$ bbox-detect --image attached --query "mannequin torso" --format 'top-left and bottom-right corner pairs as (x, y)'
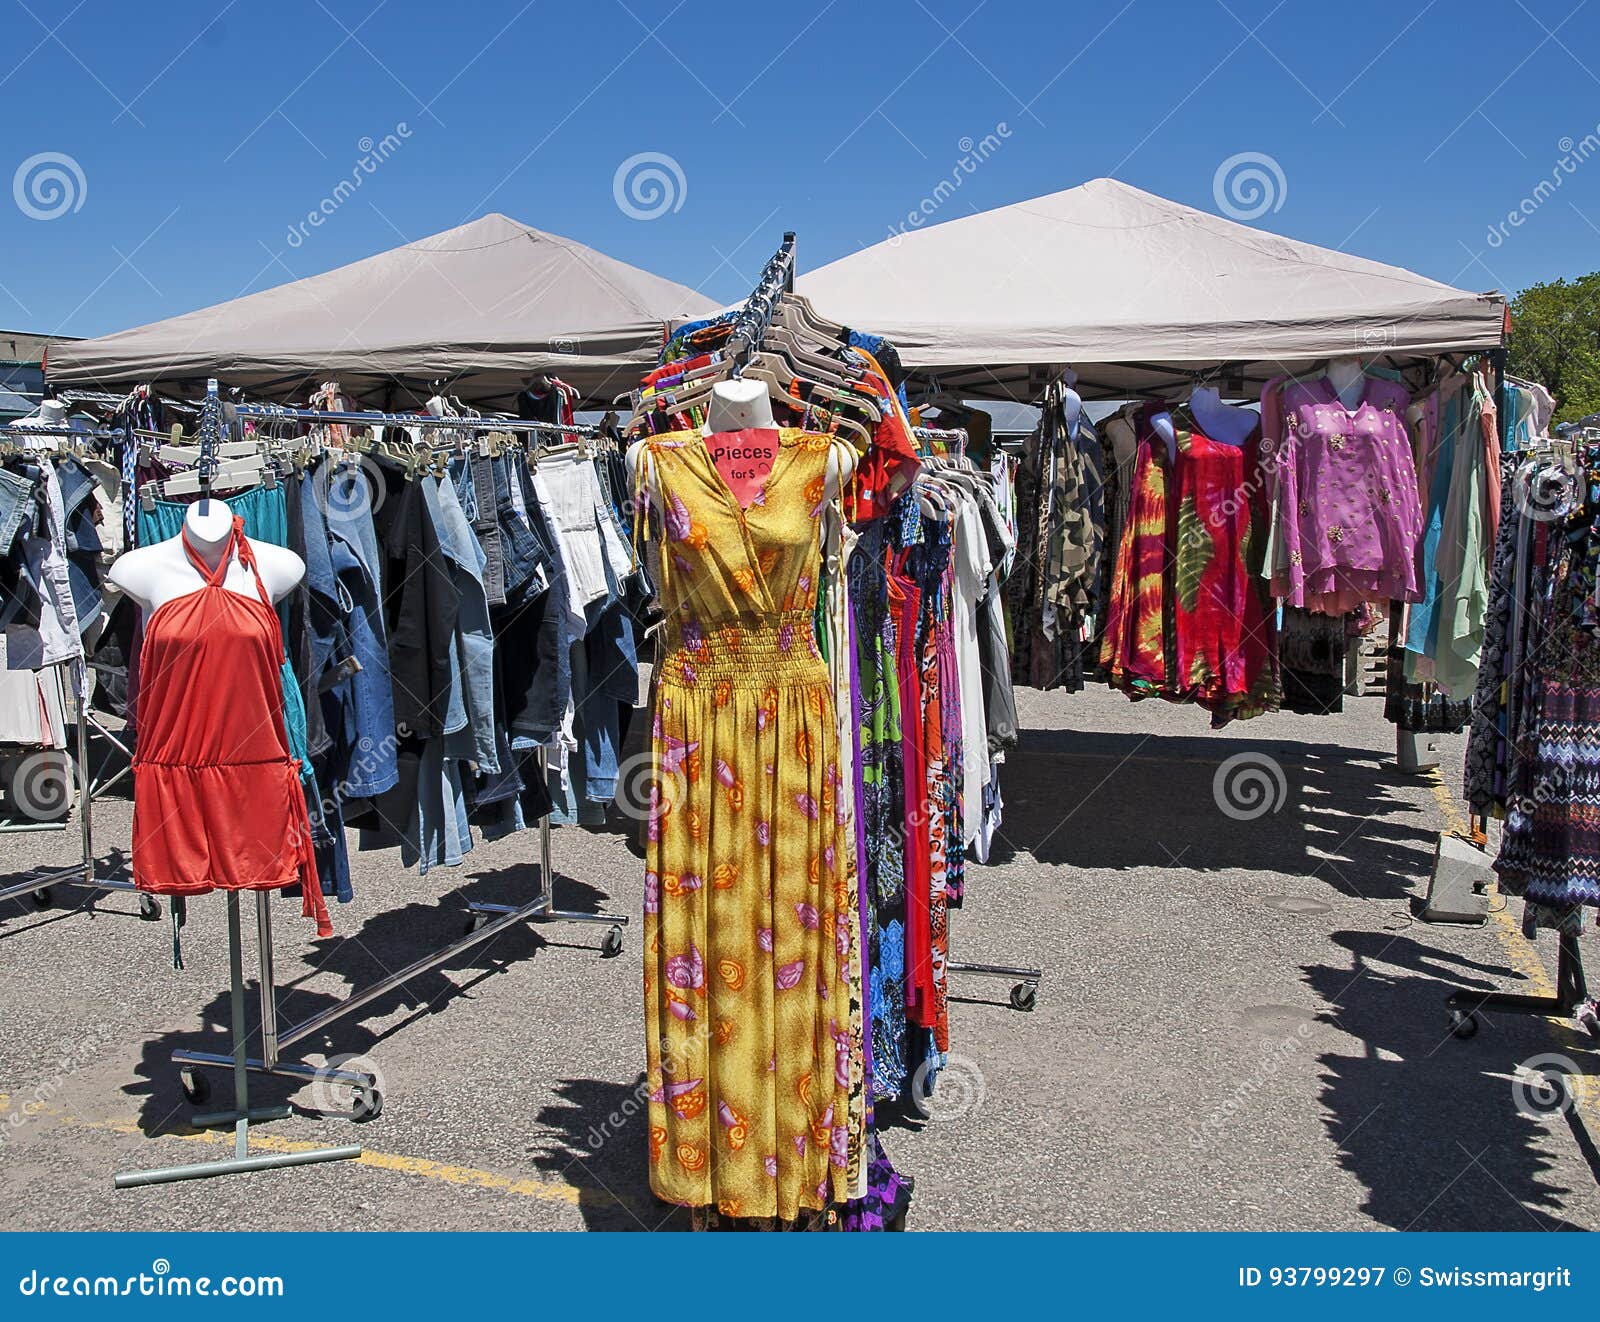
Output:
(627, 379), (855, 514)
(1326, 357), (1368, 411)
(108, 499), (305, 613)
(1189, 386), (1258, 446)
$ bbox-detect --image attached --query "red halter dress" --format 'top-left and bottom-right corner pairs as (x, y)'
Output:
(131, 516), (330, 935)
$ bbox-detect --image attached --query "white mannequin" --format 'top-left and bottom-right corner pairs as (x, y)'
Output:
(1056, 368), (1082, 441)
(1326, 357), (1367, 411)
(109, 498), (304, 613)
(1149, 409), (1178, 463)
(1190, 386), (1257, 447)
(627, 378), (854, 515)
(702, 377), (775, 434)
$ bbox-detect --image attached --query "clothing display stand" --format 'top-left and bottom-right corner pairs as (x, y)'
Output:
(0, 658), (157, 920)
(0, 419), (156, 920)
(1446, 931), (1589, 1040)
(910, 425), (1042, 1012)
(116, 382), (361, 1187)
(159, 401), (628, 1115)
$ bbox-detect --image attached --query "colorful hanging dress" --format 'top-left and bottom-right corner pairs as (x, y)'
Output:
(638, 428), (864, 1221)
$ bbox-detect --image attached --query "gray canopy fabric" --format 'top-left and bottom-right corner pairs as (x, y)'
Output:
(45, 214), (718, 409)
(796, 179), (1506, 401)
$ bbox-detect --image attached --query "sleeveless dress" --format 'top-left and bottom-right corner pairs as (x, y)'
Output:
(132, 516), (329, 935)
(639, 428), (864, 1222)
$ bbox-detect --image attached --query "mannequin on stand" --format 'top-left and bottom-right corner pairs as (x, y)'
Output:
(1190, 386), (1258, 447)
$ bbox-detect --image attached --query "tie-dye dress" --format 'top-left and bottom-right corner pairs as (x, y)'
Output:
(637, 427), (865, 1221)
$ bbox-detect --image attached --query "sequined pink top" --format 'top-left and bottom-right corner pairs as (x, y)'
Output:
(1263, 376), (1425, 612)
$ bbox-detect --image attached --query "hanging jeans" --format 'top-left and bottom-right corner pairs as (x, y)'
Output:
(55, 458), (105, 639)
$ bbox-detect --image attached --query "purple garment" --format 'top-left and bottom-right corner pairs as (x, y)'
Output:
(1268, 375), (1424, 609)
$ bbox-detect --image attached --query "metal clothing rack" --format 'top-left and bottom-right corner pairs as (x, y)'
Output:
(153, 397), (628, 1118)
(0, 659), (157, 921)
(910, 425), (1041, 1011)
(724, 232), (797, 375)
(117, 381), (361, 1188)
(1447, 931), (1589, 1040)
(0, 420), (154, 918)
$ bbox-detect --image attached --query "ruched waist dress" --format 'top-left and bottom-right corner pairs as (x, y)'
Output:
(638, 428), (864, 1222)
(131, 516), (329, 935)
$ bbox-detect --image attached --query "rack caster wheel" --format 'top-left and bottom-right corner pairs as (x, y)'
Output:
(138, 895), (161, 922)
(464, 912), (489, 936)
(1448, 1009), (1478, 1039)
(351, 1086), (383, 1122)
(1009, 982), (1037, 1012)
(179, 1068), (211, 1106)
(601, 925), (624, 958)
(31, 887), (53, 909)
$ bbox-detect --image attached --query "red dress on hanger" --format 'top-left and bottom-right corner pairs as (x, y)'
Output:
(131, 516), (329, 935)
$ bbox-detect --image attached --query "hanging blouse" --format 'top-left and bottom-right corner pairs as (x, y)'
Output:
(1265, 376), (1424, 613)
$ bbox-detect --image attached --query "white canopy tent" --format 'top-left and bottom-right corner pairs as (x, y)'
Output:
(45, 214), (718, 409)
(795, 179), (1506, 400)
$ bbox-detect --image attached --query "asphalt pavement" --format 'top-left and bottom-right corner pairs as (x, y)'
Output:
(3, 685), (1598, 1231)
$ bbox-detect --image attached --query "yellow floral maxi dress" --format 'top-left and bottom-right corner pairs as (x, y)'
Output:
(638, 428), (865, 1220)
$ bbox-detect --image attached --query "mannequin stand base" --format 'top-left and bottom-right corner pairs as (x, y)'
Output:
(1445, 931), (1588, 1040)
(191, 1104), (292, 1129)
(118, 892), (361, 1188)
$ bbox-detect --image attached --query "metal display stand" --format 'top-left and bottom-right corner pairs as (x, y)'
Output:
(0, 664), (158, 922)
(116, 382), (360, 1187)
(1446, 930), (1589, 1040)
(115, 893), (362, 1187)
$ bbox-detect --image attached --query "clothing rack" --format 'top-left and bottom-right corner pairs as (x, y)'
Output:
(0, 419), (153, 917)
(723, 232), (797, 375)
(151, 395), (627, 1132)
(1447, 932), (1589, 1040)
(118, 381), (362, 1188)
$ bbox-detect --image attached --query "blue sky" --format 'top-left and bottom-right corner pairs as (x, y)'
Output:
(3, 0), (1599, 338)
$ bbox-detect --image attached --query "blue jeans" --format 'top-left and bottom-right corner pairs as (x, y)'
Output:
(0, 465), (36, 559)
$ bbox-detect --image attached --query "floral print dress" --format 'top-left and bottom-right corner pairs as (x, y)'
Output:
(637, 428), (864, 1221)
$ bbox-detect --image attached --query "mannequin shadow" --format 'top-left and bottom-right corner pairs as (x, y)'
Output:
(986, 726), (1437, 900)
(1303, 929), (1599, 1229)
(527, 1075), (687, 1231)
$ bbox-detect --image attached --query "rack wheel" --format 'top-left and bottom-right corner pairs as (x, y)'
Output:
(1448, 1008), (1478, 1040)
(1009, 982), (1038, 1012)
(179, 1068), (211, 1105)
(601, 925), (624, 958)
(351, 1086), (383, 1122)
(138, 895), (161, 922)
(31, 886), (53, 909)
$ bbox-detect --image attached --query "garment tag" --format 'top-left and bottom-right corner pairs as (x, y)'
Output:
(706, 428), (778, 509)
